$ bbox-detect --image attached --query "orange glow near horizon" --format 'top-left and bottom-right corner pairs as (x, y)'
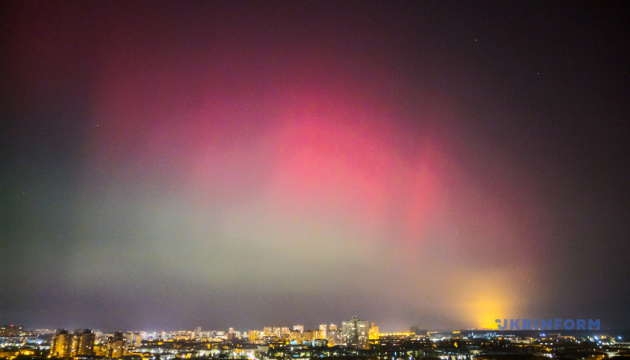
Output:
(454, 272), (517, 329)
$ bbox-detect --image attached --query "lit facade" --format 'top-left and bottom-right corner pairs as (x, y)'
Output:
(50, 330), (71, 358)
(50, 329), (95, 358)
(341, 316), (370, 349)
(108, 332), (127, 358)
(369, 323), (379, 340)
(319, 324), (327, 339)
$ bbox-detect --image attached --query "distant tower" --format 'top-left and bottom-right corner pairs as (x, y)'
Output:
(108, 332), (127, 358)
(293, 324), (304, 333)
(263, 326), (272, 337)
(328, 324), (341, 345)
(50, 330), (72, 358)
(342, 316), (370, 349)
(50, 329), (95, 358)
(272, 327), (281, 337)
(72, 329), (95, 356)
(319, 324), (327, 339)
(123, 332), (141, 349)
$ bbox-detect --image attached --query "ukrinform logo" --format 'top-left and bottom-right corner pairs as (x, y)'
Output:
(495, 319), (600, 330)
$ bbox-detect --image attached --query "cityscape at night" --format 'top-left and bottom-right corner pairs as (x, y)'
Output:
(1, 1), (629, 360)
(2, 320), (630, 360)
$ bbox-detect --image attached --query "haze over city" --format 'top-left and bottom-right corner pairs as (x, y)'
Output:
(1, 1), (629, 332)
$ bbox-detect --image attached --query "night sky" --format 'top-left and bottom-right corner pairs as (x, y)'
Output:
(1, 1), (629, 332)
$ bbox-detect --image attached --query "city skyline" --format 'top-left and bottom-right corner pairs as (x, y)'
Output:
(5, 317), (612, 336)
(5, 321), (621, 339)
(6, 322), (629, 360)
(1, 1), (629, 331)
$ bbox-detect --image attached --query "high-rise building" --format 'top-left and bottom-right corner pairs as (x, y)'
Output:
(50, 330), (72, 358)
(72, 329), (96, 356)
(342, 316), (370, 349)
(0, 326), (22, 337)
(327, 324), (341, 346)
(272, 327), (281, 337)
(123, 332), (141, 349)
(319, 324), (327, 339)
(50, 329), (95, 358)
(263, 327), (272, 337)
(301, 330), (314, 341)
(279, 327), (290, 338)
(248, 330), (260, 341)
(293, 325), (304, 333)
(108, 332), (127, 358)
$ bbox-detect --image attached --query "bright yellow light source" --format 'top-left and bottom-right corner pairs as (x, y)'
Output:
(453, 271), (516, 329)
